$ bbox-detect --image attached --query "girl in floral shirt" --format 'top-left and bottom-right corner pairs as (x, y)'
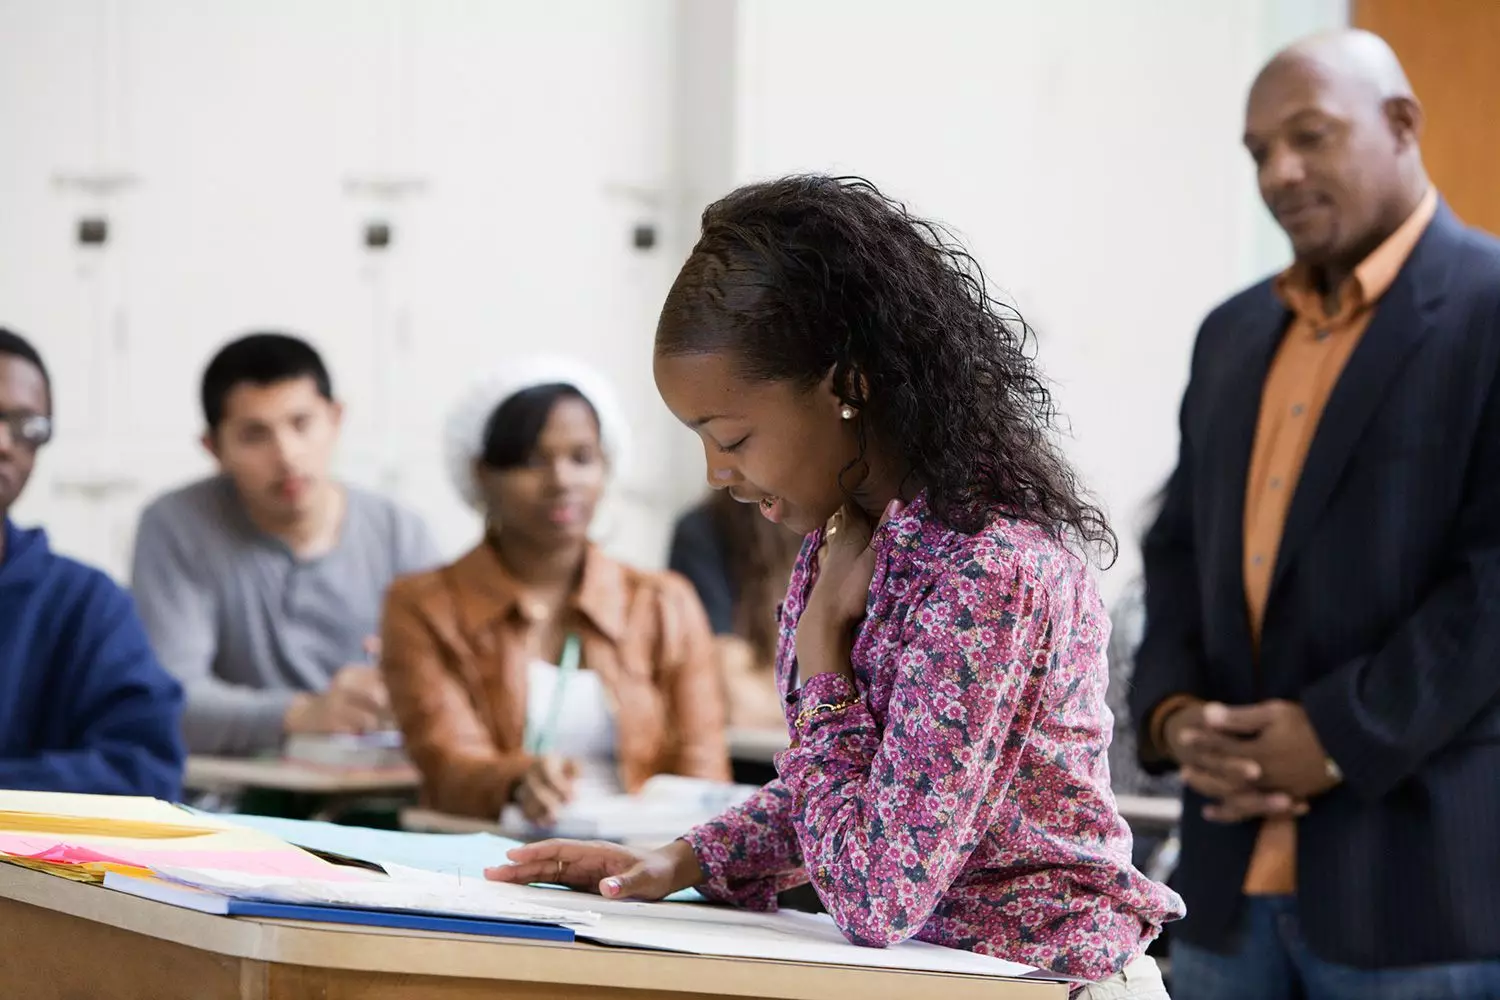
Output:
(487, 175), (1184, 995)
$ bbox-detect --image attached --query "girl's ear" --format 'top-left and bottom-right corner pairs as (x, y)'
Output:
(820, 365), (870, 414)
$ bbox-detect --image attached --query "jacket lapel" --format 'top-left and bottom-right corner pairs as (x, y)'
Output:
(1269, 212), (1453, 595)
(1201, 289), (1288, 692)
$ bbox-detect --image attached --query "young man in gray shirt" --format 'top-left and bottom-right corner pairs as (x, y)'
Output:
(131, 333), (440, 756)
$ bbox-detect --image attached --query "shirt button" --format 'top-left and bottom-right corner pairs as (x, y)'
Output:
(1315, 327), (1331, 341)
(1252, 554), (1266, 567)
(1270, 477), (1283, 490)
(1291, 404), (1306, 417)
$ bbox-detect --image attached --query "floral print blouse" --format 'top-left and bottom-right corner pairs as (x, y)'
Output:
(682, 493), (1184, 981)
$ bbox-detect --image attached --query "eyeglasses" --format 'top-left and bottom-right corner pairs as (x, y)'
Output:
(0, 410), (52, 449)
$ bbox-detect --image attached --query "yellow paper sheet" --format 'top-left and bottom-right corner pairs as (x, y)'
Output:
(0, 792), (228, 829)
(0, 811), (221, 839)
(0, 791), (360, 882)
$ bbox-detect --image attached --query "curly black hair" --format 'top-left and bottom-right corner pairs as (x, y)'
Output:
(655, 174), (1116, 563)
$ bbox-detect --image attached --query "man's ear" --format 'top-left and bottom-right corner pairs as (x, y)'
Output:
(200, 429), (220, 463)
(328, 399), (345, 430)
(1385, 95), (1424, 150)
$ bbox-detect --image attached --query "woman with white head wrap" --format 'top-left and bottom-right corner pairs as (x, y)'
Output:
(443, 357), (631, 525)
(380, 359), (730, 823)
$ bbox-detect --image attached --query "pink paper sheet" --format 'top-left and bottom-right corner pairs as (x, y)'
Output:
(0, 835), (362, 881)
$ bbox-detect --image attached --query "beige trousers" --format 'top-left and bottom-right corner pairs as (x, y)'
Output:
(1072, 955), (1171, 1000)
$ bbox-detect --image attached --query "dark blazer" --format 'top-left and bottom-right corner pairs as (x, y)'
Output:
(1131, 204), (1500, 968)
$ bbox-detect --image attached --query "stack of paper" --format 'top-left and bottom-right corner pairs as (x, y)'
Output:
(112, 861), (1054, 980)
(102, 870), (583, 943)
(0, 792), (596, 943)
(0, 792), (360, 883)
(0, 793), (1063, 983)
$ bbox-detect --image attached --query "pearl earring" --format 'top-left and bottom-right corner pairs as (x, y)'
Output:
(840, 405), (855, 420)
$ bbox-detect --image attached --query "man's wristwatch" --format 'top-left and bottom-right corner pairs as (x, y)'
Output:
(1324, 756), (1344, 785)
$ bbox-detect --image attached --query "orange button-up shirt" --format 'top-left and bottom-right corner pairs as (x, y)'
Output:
(1239, 187), (1438, 894)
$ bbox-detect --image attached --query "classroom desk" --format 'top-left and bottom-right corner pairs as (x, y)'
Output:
(187, 737), (784, 796)
(1113, 794), (1182, 829)
(0, 864), (1063, 999)
(185, 755), (422, 796)
(400, 806), (502, 835)
(399, 808), (665, 854)
(185, 733), (784, 799)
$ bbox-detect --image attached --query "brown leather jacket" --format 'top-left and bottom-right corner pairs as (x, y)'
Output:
(381, 541), (730, 818)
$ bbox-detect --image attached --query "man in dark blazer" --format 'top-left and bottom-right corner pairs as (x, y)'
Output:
(1132, 29), (1500, 999)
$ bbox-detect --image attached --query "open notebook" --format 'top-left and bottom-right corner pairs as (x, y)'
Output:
(105, 863), (1057, 982)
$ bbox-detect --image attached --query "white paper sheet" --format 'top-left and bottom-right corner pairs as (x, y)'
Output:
(149, 863), (601, 926)
(152, 859), (1047, 980)
(511, 882), (1042, 978)
(576, 909), (1041, 978)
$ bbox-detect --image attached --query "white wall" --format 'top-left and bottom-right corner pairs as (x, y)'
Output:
(0, 0), (694, 578)
(0, 0), (1347, 597)
(733, 0), (1346, 599)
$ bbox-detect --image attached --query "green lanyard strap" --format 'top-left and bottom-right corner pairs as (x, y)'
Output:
(525, 633), (581, 755)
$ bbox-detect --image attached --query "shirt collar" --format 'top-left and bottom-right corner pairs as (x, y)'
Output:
(1273, 186), (1438, 327)
(858, 489), (932, 556)
(449, 540), (629, 642)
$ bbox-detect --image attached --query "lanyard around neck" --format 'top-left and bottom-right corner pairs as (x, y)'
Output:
(525, 632), (582, 756)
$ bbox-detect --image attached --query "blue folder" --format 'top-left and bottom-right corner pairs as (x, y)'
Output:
(224, 898), (575, 942)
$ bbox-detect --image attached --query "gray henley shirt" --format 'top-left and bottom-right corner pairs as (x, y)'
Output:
(130, 476), (441, 756)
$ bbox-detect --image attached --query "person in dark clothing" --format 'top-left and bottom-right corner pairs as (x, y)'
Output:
(1133, 30), (1500, 998)
(0, 327), (184, 798)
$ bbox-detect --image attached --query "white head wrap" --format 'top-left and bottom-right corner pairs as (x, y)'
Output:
(443, 356), (630, 514)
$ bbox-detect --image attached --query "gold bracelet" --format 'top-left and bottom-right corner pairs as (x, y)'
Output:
(795, 697), (859, 728)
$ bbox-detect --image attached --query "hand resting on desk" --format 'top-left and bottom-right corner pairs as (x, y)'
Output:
(485, 838), (704, 901)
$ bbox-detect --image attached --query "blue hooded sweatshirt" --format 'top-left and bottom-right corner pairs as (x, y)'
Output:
(0, 519), (184, 798)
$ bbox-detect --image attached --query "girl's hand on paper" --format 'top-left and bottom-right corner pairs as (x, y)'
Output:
(485, 838), (704, 900)
(514, 756), (579, 826)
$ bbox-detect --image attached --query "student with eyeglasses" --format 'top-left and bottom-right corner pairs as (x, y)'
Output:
(0, 326), (185, 798)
